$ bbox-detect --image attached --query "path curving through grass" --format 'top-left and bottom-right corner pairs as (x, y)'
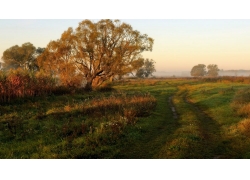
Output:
(156, 86), (230, 158)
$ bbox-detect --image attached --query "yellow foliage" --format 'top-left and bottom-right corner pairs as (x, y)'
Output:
(37, 19), (154, 90)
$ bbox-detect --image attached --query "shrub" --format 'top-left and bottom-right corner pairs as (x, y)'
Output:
(0, 69), (56, 103)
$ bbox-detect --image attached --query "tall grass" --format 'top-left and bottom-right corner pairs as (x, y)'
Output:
(81, 92), (157, 117)
(45, 92), (157, 124)
(200, 76), (250, 83)
(0, 69), (56, 103)
(0, 91), (157, 158)
(231, 88), (250, 139)
(237, 118), (250, 137)
(231, 88), (250, 118)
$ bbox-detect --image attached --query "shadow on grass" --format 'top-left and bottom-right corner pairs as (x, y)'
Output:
(183, 92), (226, 158)
(182, 89), (249, 159)
(154, 88), (233, 159)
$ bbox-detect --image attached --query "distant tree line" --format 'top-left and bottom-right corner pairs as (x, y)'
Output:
(190, 64), (220, 77)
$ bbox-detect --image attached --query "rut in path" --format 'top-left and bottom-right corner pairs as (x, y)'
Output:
(183, 92), (216, 141)
(159, 89), (227, 159)
(181, 91), (226, 158)
(168, 96), (178, 119)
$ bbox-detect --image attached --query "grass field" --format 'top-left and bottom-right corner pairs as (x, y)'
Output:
(1, 77), (250, 158)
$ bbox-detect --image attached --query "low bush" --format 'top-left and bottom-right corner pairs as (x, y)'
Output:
(0, 69), (56, 103)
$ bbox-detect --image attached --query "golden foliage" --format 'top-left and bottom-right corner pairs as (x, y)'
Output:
(38, 19), (154, 90)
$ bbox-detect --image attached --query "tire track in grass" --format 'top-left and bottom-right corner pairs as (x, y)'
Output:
(158, 88), (227, 158)
(184, 90), (240, 159)
(115, 91), (180, 159)
(168, 96), (178, 119)
(182, 91), (224, 158)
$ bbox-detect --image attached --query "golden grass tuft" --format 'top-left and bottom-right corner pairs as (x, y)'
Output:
(237, 118), (250, 137)
(64, 105), (71, 112)
(236, 103), (250, 118)
(231, 88), (250, 116)
(81, 93), (157, 117)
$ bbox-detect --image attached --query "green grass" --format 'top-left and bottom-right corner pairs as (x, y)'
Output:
(0, 90), (157, 158)
(1, 78), (250, 158)
(113, 79), (250, 158)
(112, 80), (178, 158)
(157, 82), (250, 158)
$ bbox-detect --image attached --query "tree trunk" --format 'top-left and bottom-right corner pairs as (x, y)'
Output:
(84, 78), (93, 91)
(92, 76), (105, 88)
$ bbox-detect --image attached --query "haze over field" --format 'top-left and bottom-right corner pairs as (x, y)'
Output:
(1, 19), (250, 74)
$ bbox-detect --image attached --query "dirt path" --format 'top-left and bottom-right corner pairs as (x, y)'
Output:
(157, 88), (229, 158)
(115, 93), (180, 159)
(168, 96), (178, 119)
(115, 87), (230, 158)
(180, 91), (226, 158)
(183, 92), (218, 140)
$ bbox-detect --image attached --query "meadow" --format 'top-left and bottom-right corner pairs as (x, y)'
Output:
(1, 77), (250, 158)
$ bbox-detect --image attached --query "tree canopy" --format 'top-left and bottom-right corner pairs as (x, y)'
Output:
(1, 43), (44, 71)
(190, 64), (207, 77)
(38, 19), (154, 90)
(207, 64), (219, 77)
(136, 59), (156, 78)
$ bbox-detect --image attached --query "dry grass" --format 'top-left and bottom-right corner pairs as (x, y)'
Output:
(84, 93), (156, 116)
(117, 78), (161, 86)
(0, 69), (55, 103)
(58, 92), (158, 118)
(236, 103), (250, 117)
(237, 118), (250, 137)
(231, 88), (250, 118)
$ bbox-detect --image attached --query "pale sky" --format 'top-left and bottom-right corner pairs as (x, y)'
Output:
(1, 19), (250, 72)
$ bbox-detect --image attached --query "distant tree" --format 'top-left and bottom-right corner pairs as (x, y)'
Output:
(136, 59), (156, 78)
(1, 43), (43, 71)
(136, 68), (145, 78)
(27, 47), (45, 71)
(190, 64), (206, 77)
(207, 64), (219, 77)
(38, 19), (154, 90)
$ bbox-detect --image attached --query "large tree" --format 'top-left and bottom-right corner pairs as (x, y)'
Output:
(190, 64), (207, 77)
(38, 19), (154, 90)
(207, 64), (219, 77)
(1, 43), (44, 71)
(136, 59), (156, 78)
